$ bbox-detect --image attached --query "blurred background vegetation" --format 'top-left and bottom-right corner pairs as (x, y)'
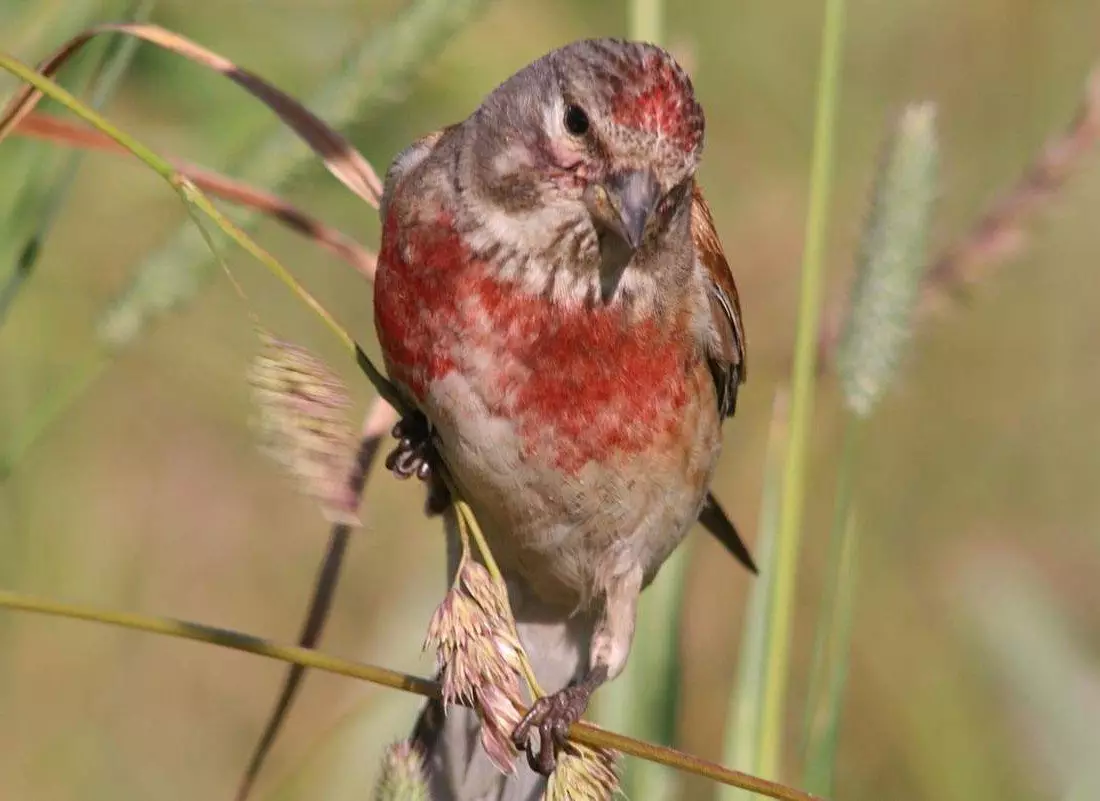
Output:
(1, 1), (1099, 800)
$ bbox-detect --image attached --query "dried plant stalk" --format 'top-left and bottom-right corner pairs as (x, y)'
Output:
(13, 111), (378, 279)
(819, 65), (1100, 366)
(920, 66), (1100, 312)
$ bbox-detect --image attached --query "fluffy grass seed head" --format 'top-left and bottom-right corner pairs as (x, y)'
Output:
(545, 742), (621, 801)
(373, 740), (429, 801)
(424, 561), (525, 773)
(248, 331), (359, 524)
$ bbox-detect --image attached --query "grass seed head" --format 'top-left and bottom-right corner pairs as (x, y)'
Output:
(545, 742), (620, 801)
(248, 331), (358, 524)
(373, 740), (429, 801)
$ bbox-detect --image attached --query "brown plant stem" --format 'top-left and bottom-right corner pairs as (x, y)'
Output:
(12, 111), (377, 280)
(0, 589), (823, 801)
(234, 399), (397, 801)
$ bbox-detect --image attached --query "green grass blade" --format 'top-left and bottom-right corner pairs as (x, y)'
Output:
(0, 1), (154, 327)
(956, 553), (1100, 800)
(720, 391), (788, 801)
(2, 0), (492, 471)
(799, 104), (938, 794)
(97, 0), (494, 346)
(0, 51), (403, 422)
(801, 493), (859, 796)
(762, 0), (848, 780)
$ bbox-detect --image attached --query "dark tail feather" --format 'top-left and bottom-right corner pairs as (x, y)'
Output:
(699, 491), (758, 574)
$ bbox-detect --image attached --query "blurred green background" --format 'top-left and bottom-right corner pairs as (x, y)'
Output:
(1, 1), (1099, 800)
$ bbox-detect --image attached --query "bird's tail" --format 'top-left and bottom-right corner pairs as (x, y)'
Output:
(411, 508), (592, 801)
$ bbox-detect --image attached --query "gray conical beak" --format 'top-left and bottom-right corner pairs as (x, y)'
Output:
(598, 169), (660, 251)
(584, 169), (661, 304)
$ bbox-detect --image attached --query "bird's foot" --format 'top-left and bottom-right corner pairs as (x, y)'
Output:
(511, 681), (596, 776)
(385, 412), (436, 480)
(385, 411), (450, 515)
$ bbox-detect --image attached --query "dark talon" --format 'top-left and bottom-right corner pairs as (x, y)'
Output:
(510, 683), (594, 777)
(525, 741), (548, 774)
(385, 411), (438, 482)
(386, 411), (453, 516)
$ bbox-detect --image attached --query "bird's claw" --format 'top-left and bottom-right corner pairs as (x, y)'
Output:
(385, 413), (437, 482)
(385, 412), (451, 515)
(511, 684), (592, 776)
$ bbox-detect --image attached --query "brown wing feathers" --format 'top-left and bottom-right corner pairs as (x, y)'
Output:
(691, 183), (746, 419)
(691, 183), (756, 574)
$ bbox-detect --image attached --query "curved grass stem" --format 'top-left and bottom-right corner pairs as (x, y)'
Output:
(0, 589), (822, 801)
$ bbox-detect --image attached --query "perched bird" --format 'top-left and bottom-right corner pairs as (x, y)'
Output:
(374, 38), (751, 800)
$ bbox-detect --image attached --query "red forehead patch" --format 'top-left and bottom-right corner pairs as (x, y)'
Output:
(609, 51), (702, 153)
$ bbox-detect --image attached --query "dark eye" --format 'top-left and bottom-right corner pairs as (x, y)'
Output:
(564, 104), (590, 136)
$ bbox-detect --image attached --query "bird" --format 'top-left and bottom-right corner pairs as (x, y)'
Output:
(373, 38), (751, 800)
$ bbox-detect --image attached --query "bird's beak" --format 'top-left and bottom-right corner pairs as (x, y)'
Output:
(585, 169), (661, 252)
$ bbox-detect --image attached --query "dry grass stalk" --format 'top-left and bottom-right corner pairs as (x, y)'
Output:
(14, 111), (378, 279)
(233, 399), (397, 801)
(919, 65), (1100, 314)
(0, 23), (382, 206)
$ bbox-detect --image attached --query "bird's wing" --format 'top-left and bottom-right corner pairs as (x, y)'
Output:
(691, 182), (747, 419)
(379, 125), (453, 222)
(690, 183), (756, 574)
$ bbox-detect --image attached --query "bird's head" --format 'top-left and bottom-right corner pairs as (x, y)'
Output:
(460, 39), (705, 304)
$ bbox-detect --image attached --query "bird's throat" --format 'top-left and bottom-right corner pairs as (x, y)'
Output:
(596, 231), (636, 305)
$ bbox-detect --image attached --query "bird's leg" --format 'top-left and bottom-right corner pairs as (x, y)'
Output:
(384, 410), (450, 514)
(511, 568), (643, 775)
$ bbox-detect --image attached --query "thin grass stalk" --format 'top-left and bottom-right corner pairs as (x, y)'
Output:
(0, 2), (152, 326)
(98, 0), (493, 346)
(720, 390), (788, 801)
(802, 504), (857, 796)
(760, 0), (848, 779)
(628, 0), (662, 44)
(12, 112), (377, 278)
(0, 589), (821, 801)
(234, 400), (397, 801)
(0, 52), (404, 431)
(802, 102), (937, 793)
(1, 0), (491, 472)
(800, 419), (860, 796)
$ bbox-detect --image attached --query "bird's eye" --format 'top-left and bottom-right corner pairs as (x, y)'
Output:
(564, 104), (590, 136)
